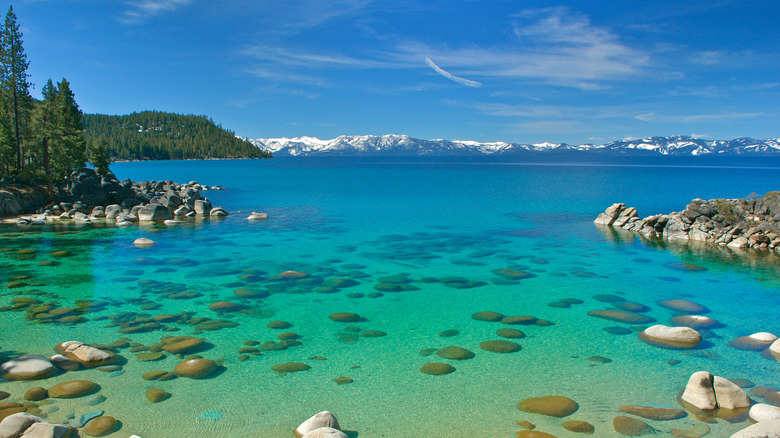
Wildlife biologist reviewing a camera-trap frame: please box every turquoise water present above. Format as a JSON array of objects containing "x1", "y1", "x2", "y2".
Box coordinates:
[{"x1": 1, "y1": 156, "x2": 780, "y2": 437}]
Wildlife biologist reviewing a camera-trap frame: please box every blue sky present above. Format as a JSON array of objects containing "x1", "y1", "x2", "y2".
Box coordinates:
[{"x1": 9, "y1": 0, "x2": 780, "y2": 144}]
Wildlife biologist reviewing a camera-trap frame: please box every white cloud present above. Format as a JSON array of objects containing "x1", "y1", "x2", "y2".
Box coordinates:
[
  {"x1": 120, "y1": 0, "x2": 192, "y2": 25},
  {"x1": 634, "y1": 112, "x2": 762, "y2": 123},
  {"x1": 424, "y1": 57, "x2": 482, "y2": 88},
  {"x1": 394, "y1": 8, "x2": 648, "y2": 90}
]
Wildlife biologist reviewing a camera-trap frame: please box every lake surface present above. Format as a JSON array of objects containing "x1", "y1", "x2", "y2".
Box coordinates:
[{"x1": 1, "y1": 156, "x2": 779, "y2": 437}]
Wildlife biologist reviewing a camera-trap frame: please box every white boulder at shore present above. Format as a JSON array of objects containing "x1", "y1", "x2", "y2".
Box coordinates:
[
  {"x1": 714, "y1": 376, "x2": 752, "y2": 409},
  {"x1": 0, "y1": 413, "x2": 44, "y2": 437},
  {"x1": 681, "y1": 371, "x2": 750, "y2": 410},
  {"x1": 295, "y1": 412, "x2": 341, "y2": 437},
  {"x1": 0, "y1": 355, "x2": 57, "y2": 380},
  {"x1": 302, "y1": 428, "x2": 348, "y2": 438},
  {"x1": 750, "y1": 404, "x2": 780, "y2": 422},
  {"x1": 730, "y1": 419, "x2": 780, "y2": 438},
  {"x1": 770, "y1": 338, "x2": 780, "y2": 360}
]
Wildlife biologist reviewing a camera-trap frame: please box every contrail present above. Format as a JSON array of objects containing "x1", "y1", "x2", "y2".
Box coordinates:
[{"x1": 424, "y1": 57, "x2": 482, "y2": 88}]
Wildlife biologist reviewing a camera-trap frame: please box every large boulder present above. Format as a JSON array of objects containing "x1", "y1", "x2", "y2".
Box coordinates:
[
  {"x1": 594, "y1": 203, "x2": 625, "y2": 226},
  {"x1": 714, "y1": 376, "x2": 751, "y2": 409},
  {"x1": 137, "y1": 204, "x2": 173, "y2": 222},
  {"x1": 638, "y1": 325, "x2": 702, "y2": 349},
  {"x1": 193, "y1": 199, "x2": 212, "y2": 215},
  {"x1": 19, "y1": 422, "x2": 76, "y2": 438},
  {"x1": 0, "y1": 355, "x2": 57, "y2": 381},
  {"x1": 0, "y1": 413, "x2": 44, "y2": 438},
  {"x1": 517, "y1": 395, "x2": 579, "y2": 417},
  {"x1": 301, "y1": 428, "x2": 348, "y2": 438},
  {"x1": 681, "y1": 371, "x2": 717, "y2": 410},
  {"x1": 750, "y1": 404, "x2": 780, "y2": 422},
  {"x1": 729, "y1": 420, "x2": 780, "y2": 438},
  {"x1": 294, "y1": 411, "x2": 341, "y2": 437}
]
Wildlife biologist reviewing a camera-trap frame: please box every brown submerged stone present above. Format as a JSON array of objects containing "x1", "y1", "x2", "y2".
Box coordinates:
[
  {"x1": 161, "y1": 336, "x2": 205, "y2": 354},
  {"x1": 267, "y1": 320, "x2": 293, "y2": 329},
  {"x1": 480, "y1": 340, "x2": 521, "y2": 353},
  {"x1": 516, "y1": 431, "x2": 557, "y2": 438},
  {"x1": 502, "y1": 316, "x2": 538, "y2": 325},
  {"x1": 48, "y1": 380, "x2": 99, "y2": 398},
  {"x1": 436, "y1": 346, "x2": 475, "y2": 360},
  {"x1": 271, "y1": 362, "x2": 311, "y2": 373},
  {"x1": 419, "y1": 362, "x2": 455, "y2": 375},
  {"x1": 619, "y1": 404, "x2": 686, "y2": 420},
  {"x1": 471, "y1": 311, "x2": 504, "y2": 322},
  {"x1": 173, "y1": 358, "x2": 217, "y2": 379},
  {"x1": 329, "y1": 312, "x2": 363, "y2": 322},
  {"x1": 517, "y1": 395, "x2": 579, "y2": 417},
  {"x1": 146, "y1": 388, "x2": 171, "y2": 403},
  {"x1": 587, "y1": 309, "x2": 655, "y2": 324},
  {"x1": 563, "y1": 420, "x2": 594, "y2": 434},
  {"x1": 613, "y1": 415, "x2": 654, "y2": 436},
  {"x1": 23, "y1": 387, "x2": 48, "y2": 401},
  {"x1": 83, "y1": 415, "x2": 119, "y2": 437},
  {"x1": 497, "y1": 328, "x2": 527, "y2": 339}
]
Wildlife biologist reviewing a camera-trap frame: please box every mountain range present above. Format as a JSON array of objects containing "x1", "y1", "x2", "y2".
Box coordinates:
[{"x1": 246, "y1": 134, "x2": 780, "y2": 157}]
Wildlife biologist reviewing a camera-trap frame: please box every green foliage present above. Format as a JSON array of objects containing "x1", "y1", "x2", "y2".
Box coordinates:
[
  {"x1": 0, "y1": 5, "x2": 33, "y2": 173},
  {"x1": 83, "y1": 111, "x2": 271, "y2": 160},
  {"x1": 89, "y1": 138, "x2": 110, "y2": 175},
  {"x1": 713, "y1": 199, "x2": 743, "y2": 225}
]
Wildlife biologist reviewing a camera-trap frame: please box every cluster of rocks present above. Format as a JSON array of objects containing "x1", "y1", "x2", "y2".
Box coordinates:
[
  {"x1": 6, "y1": 168, "x2": 229, "y2": 226},
  {"x1": 595, "y1": 192, "x2": 780, "y2": 250},
  {"x1": 680, "y1": 371, "x2": 780, "y2": 437}
]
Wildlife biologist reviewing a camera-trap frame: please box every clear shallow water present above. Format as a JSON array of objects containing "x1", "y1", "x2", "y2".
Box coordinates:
[{"x1": 1, "y1": 156, "x2": 780, "y2": 437}]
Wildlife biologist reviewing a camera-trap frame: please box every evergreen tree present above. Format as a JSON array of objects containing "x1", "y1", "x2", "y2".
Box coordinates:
[
  {"x1": 89, "y1": 138, "x2": 110, "y2": 175},
  {"x1": 53, "y1": 78, "x2": 86, "y2": 176},
  {"x1": 30, "y1": 79, "x2": 58, "y2": 195},
  {"x1": 0, "y1": 5, "x2": 32, "y2": 173}
]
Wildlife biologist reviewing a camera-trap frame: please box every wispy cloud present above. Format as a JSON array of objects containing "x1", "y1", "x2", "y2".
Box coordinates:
[
  {"x1": 120, "y1": 0, "x2": 192, "y2": 25},
  {"x1": 634, "y1": 112, "x2": 762, "y2": 123},
  {"x1": 424, "y1": 57, "x2": 482, "y2": 88},
  {"x1": 239, "y1": 7, "x2": 648, "y2": 90}
]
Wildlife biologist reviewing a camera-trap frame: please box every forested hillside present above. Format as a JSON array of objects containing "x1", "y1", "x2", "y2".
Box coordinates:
[{"x1": 83, "y1": 111, "x2": 271, "y2": 160}]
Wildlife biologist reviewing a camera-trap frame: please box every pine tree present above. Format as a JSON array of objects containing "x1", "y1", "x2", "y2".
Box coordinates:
[
  {"x1": 30, "y1": 79, "x2": 58, "y2": 195},
  {"x1": 89, "y1": 138, "x2": 110, "y2": 175},
  {"x1": 54, "y1": 78, "x2": 86, "y2": 176},
  {"x1": 0, "y1": 6, "x2": 32, "y2": 173}
]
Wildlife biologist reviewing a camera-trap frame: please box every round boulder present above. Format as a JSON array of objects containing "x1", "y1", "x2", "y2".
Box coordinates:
[
  {"x1": 294, "y1": 411, "x2": 341, "y2": 437},
  {"x1": 301, "y1": 428, "x2": 348, "y2": 438},
  {"x1": 173, "y1": 359, "x2": 217, "y2": 379},
  {"x1": 517, "y1": 395, "x2": 579, "y2": 417},
  {"x1": 749, "y1": 403, "x2": 780, "y2": 422},
  {"x1": 496, "y1": 328, "x2": 526, "y2": 339},
  {"x1": 23, "y1": 387, "x2": 48, "y2": 401},
  {"x1": 146, "y1": 388, "x2": 171, "y2": 403},
  {"x1": 729, "y1": 332, "x2": 777, "y2": 351},
  {"x1": 133, "y1": 238, "x2": 156, "y2": 248},
  {"x1": 638, "y1": 325, "x2": 701, "y2": 349},
  {"x1": 1, "y1": 355, "x2": 57, "y2": 380}
]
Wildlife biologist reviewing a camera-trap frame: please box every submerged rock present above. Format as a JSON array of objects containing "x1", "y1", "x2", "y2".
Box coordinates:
[
  {"x1": 639, "y1": 325, "x2": 702, "y2": 349},
  {"x1": 613, "y1": 415, "x2": 654, "y2": 436},
  {"x1": 419, "y1": 362, "x2": 455, "y2": 375},
  {"x1": 173, "y1": 359, "x2": 217, "y2": 379},
  {"x1": 517, "y1": 395, "x2": 579, "y2": 417}
]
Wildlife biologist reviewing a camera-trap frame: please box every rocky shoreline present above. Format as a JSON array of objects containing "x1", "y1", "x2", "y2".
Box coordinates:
[
  {"x1": 0, "y1": 168, "x2": 229, "y2": 227},
  {"x1": 595, "y1": 192, "x2": 780, "y2": 251}
]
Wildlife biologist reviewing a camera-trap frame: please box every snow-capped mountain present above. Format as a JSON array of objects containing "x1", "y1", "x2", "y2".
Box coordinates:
[{"x1": 245, "y1": 134, "x2": 780, "y2": 157}]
